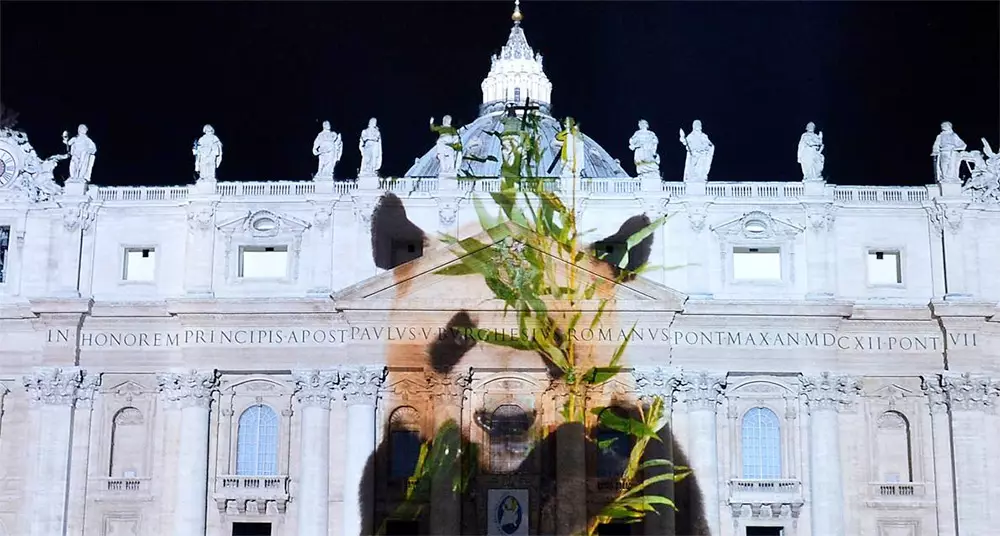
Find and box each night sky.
[1,1,997,187]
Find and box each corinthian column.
[340,366,386,536]
[800,373,860,536]
[158,370,219,536]
[921,375,957,536]
[22,368,88,536]
[66,374,102,536]
[293,370,340,536]
[679,371,725,536]
[632,368,682,536]
[942,373,992,535]
[427,371,471,536]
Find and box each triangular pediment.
[332,221,688,312]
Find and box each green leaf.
[583,366,622,386]
[433,263,478,276]
[638,458,675,471]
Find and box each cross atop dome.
[479,0,553,116]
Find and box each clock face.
[0,148,16,186]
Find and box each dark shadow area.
[231,522,271,536]
[428,311,478,374]
[359,402,709,535]
[371,192,427,270]
[590,214,654,281]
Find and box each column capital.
[75,372,102,409]
[800,372,861,412]
[157,370,219,409]
[942,373,998,412]
[293,369,340,409]
[678,371,726,411]
[920,374,949,414]
[22,367,100,407]
[340,365,387,406]
[631,367,683,402]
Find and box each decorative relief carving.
[340,366,387,405]
[312,203,334,232]
[799,372,861,412]
[805,203,835,232]
[712,210,803,241]
[921,375,948,414]
[942,373,997,412]
[642,197,669,219]
[292,369,339,409]
[75,372,102,409]
[157,370,219,409]
[23,367,85,407]
[114,407,144,425]
[243,380,278,392]
[62,200,99,233]
[352,195,378,227]
[926,201,964,235]
[109,380,145,403]
[686,205,707,233]
[426,368,472,399]
[631,367,681,401]
[437,198,460,228]
[679,371,726,411]
[186,204,217,232]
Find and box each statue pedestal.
[684,180,707,196]
[357,173,380,191]
[437,173,461,195]
[802,179,827,197]
[314,181,336,195]
[63,180,87,197]
[938,181,963,198]
[639,172,662,193]
[193,179,216,195]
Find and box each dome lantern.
[479,1,553,116]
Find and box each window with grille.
[741,407,781,479]
[236,405,279,476]
[388,406,422,479]
[489,404,531,473]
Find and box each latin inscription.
[44,326,980,351]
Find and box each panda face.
[361,192,710,535]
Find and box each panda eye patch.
[427,311,478,374]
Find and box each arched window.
[389,406,422,479]
[109,407,145,478]
[595,407,634,478]
[514,87,521,102]
[236,405,279,476]
[741,407,781,480]
[489,404,531,473]
[875,411,912,482]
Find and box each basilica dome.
[404,6,629,179]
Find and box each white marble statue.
[797,122,825,181]
[931,121,967,184]
[961,138,1000,203]
[679,120,714,182]
[552,117,586,178]
[193,125,223,182]
[25,154,67,200]
[431,115,461,176]
[312,121,343,181]
[359,118,382,177]
[61,124,97,183]
[629,119,660,176]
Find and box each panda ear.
[370,193,428,270]
[590,214,654,279]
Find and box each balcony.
[728,478,803,505]
[91,477,153,502]
[213,475,290,515]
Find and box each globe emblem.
[494,494,523,535]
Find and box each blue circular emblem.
[494,494,523,535]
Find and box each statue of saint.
[312,121,343,181]
[628,119,660,176]
[431,115,462,176]
[797,122,825,181]
[359,118,382,177]
[193,125,223,182]
[961,138,1000,203]
[679,120,714,182]
[61,124,97,183]
[931,121,967,184]
[552,117,585,178]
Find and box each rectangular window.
[733,247,781,281]
[123,248,156,282]
[0,225,8,284]
[867,250,902,285]
[239,246,288,279]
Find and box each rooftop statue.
[552,116,585,178]
[430,115,461,177]
[629,119,660,177]
[961,138,1000,203]
[193,125,223,182]
[0,128,66,201]
[61,124,97,183]
[359,118,382,177]
[797,122,825,182]
[931,121,967,184]
[679,120,714,182]
[23,154,67,201]
[312,121,343,181]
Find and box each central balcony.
[213,475,290,515]
[728,478,803,505]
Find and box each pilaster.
[340,366,386,536]
[427,370,471,536]
[920,375,957,536]
[941,373,994,535]
[293,369,340,536]
[679,371,725,536]
[183,202,218,297]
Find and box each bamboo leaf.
[433,263,478,276]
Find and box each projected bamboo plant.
[380,102,687,535]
